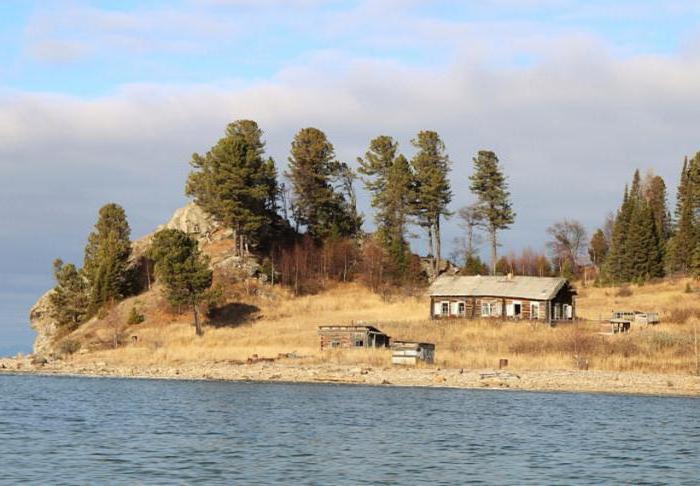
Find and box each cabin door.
[513,301,522,318]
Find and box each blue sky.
[1,0,700,353]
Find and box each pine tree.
[83,203,132,310]
[410,130,452,275]
[667,155,699,274]
[644,174,670,245]
[286,127,362,240]
[626,199,663,280]
[149,229,214,336]
[49,259,90,330]
[358,136,414,276]
[469,150,515,275]
[604,186,635,282]
[186,120,280,251]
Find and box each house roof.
[428,275,571,301]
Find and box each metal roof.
[428,275,570,301]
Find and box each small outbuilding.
[391,341,435,365]
[318,325,390,350]
[428,274,577,323]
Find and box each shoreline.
[2,358,699,397]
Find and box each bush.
[616,286,633,297]
[127,306,145,325]
[667,308,697,324]
[58,339,81,356]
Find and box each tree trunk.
[490,228,498,276]
[435,216,442,276]
[193,302,203,336]
[427,225,434,277]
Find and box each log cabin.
[428,274,576,323]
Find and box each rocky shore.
[2,356,699,397]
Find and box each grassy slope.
[67,278,700,375]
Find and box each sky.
[1,0,699,353]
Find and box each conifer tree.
[286,127,362,240]
[469,150,515,275]
[186,120,279,252]
[49,259,90,330]
[358,136,414,275]
[626,199,663,280]
[667,155,699,274]
[83,203,132,310]
[149,229,213,336]
[604,186,634,282]
[644,174,670,245]
[410,130,452,275]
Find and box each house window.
[531,303,540,320]
[441,302,449,316]
[458,302,466,316]
[481,303,492,317]
[354,339,364,347]
[331,341,341,348]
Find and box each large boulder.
[29,291,59,355]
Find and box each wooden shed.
[318,325,390,350]
[428,274,577,323]
[391,341,435,365]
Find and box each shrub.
[58,339,81,356]
[127,306,145,325]
[668,308,697,324]
[616,286,633,297]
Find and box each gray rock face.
[157,202,233,242]
[29,291,59,355]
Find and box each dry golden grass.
[67,278,700,375]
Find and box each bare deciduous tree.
[546,219,588,276]
[456,204,485,264]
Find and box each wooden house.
[391,341,435,365]
[428,275,576,323]
[318,325,390,349]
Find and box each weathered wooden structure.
[428,275,577,323]
[318,325,390,349]
[610,311,660,333]
[391,341,435,365]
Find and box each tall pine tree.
[667,154,699,274]
[83,203,132,310]
[358,136,414,276]
[410,130,452,275]
[186,120,279,252]
[469,150,515,275]
[286,127,362,240]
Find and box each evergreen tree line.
[593,155,700,283]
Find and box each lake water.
[0,375,697,485]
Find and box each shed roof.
[428,275,570,301]
[318,325,386,334]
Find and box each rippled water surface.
[0,374,698,484]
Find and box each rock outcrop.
[29,291,60,355]
[158,202,233,243]
[29,202,259,354]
